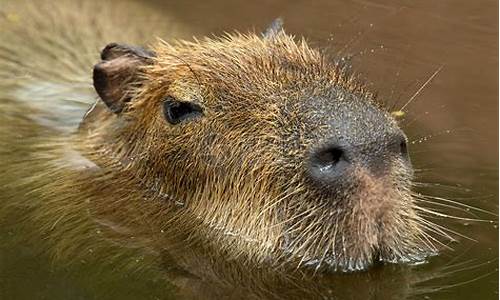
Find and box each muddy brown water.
[0,0,498,299]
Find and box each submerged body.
[0,0,439,298]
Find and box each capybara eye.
[162,96,203,125]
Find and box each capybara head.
[84,28,434,272]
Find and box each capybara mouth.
[281,228,430,273]
[270,165,435,273]
[300,251,382,272]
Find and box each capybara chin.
[0,0,436,278]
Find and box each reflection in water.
[0,0,497,299]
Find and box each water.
[0,0,497,299]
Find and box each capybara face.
[87,31,433,272]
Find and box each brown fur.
[0,0,440,296]
[74,31,434,271]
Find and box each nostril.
[315,147,343,171]
[309,145,349,181]
[400,140,408,157]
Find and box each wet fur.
[0,0,436,287]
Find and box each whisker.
[416,228,441,251]
[255,186,305,220]
[418,220,456,247]
[417,215,476,242]
[413,181,472,193]
[400,65,444,111]
[414,196,481,217]
[415,193,498,217]
[416,205,492,223]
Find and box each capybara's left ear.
[93,43,155,113]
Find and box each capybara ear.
[93,43,155,113]
[262,18,284,39]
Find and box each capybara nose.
[308,133,410,184]
[308,143,351,183]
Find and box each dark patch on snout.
[307,132,410,189]
[303,93,412,192]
